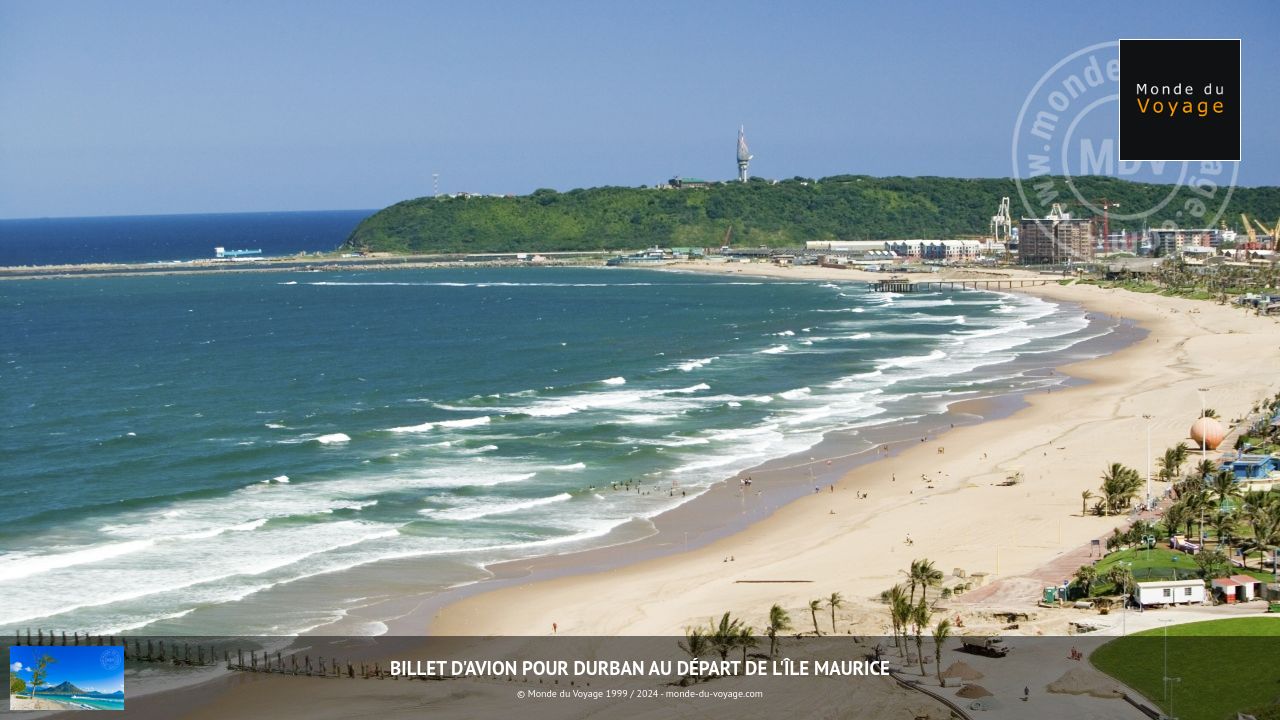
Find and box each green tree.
[1081,489,1093,516]
[736,626,758,665]
[827,592,844,635]
[808,599,823,636]
[1210,469,1242,513]
[9,675,25,696]
[1073,564,1099,597]
[912,600,931,676]
[30,654,54,702]
[765,604,791,659]
[1099,463,1142,515]
[932,619,952,686]
[709,612,744,662]
[1194,549,1230,580]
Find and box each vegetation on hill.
[345,175,1280,253]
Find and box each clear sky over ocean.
[1,0,1276,218]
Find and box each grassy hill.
[345,175,1280,254]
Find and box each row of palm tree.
[678,611,759,679]
[1172,485,1280,565]
[883,559,956,682]
[679,593,849,675]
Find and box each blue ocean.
[0,216,1118,637]
[0,210,371,266]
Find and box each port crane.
[989,197,1013,254]
[1249,215,1278,250]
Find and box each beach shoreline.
[359,303,1136,636]
[424,261,1280,637]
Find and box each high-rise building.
[1018,211,1093,265]
[736,126,753,182]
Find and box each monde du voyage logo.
[1120,39,1241,162]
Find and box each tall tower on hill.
[736,126,753,182]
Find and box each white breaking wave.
[758,344,789,354]
[549,462,587,471]
[0,540,157,583]
[600,376,626,385]
[675,356,718,372]
[314,433,351,444]
[877,349,947,369]
[425,493,574,521]
[388,416,491,433]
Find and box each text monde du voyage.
[1134,82,1228,118]
[391,658,891,678]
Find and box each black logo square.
[1119,39,1240,161]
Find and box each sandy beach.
[426,261,1280,637]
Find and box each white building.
[1133,579,1205,607]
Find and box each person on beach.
[553,622,557,634]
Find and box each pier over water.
[870,278,1054,293]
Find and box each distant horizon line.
[0,207,378,223]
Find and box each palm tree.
[1162,502,1188,541]
[1157,446,1187,484]
[679,626,710,662]
[808,599,823,636]
[1081,489,1094,516]
[1211,510,1238,553]
[1073,564,1099,597]
[1210,469,1242,513]
[912,600,930,676]
[1192,458,1217,483]
[709,612,744,662]
[765,604,791,659]
[736,626,758,665]
[886,584,910,653]
[906,559,944,606]
[932,619,952,686]
[827,592,844,635]
[1099,463,1142,515]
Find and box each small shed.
[1213,575,1264,603]
[1134,579,1205,607]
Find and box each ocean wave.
[600,376,626,385]
[0,540,156,583]
[778,387,811,400]
[425,493,573,521]
[758,344,789,354]
[180,518,268,540]
[388,415,491,433]
[877,349,947,369]
[675,356,718,372]
[548,462,587,471]
[313,433,351,444]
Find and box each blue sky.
[0,1,1276,218]
[9,646,124,694]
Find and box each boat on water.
[214,246,263,259]
[606,247,674,266]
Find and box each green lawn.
[1091,618,1280,720]
[1090,546,1275,596]
[1091,547,1199,595]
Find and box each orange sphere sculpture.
[1189,417,1225,451]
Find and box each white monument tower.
[736,126,753,182]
